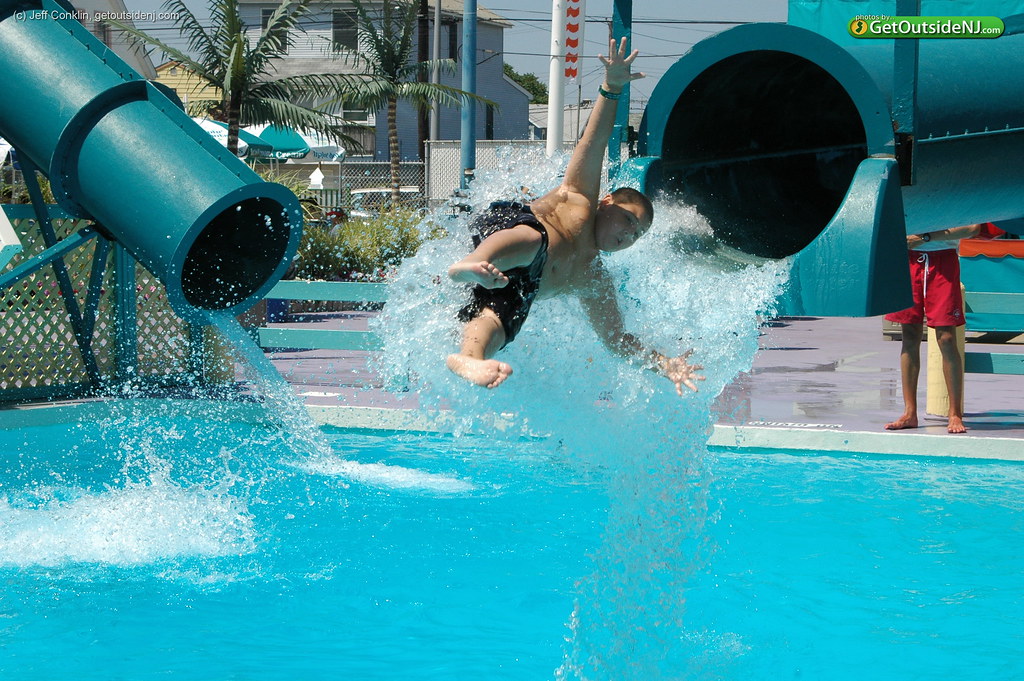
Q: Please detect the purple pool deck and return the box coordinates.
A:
[264,312,1024,460]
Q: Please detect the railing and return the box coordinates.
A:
[256,280,1024,376]
[256,280,385,351]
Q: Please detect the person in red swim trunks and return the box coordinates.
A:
[884,223,982,434]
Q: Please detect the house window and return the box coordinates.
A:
[485,105,494,140]
[261,8,288,54]
[332,9,357,50]
[341,104,368,122]
[447,20,459,60]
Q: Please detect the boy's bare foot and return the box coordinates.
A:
[884,414,918,430]
[448,260,510,289]
[446,354,513,389]
[947,415,967,434]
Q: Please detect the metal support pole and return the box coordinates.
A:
[546,0,567,156]
[609,0,633,169]
[430,0,441,141]
[606,0,630,173]
[114,242,138,381]
[19,156,102,383]
[460,0,477,190]
[893,0,920,186]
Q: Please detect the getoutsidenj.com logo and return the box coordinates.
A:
[848,16,1005,38]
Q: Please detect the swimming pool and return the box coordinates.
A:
[1,402,1021,680]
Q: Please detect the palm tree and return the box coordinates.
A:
[111,0,369,154]
[338,0,494,202]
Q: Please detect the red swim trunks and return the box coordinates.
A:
[885,248,965,327]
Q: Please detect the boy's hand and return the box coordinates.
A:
[599,37,645,93]
[657,350,705,396]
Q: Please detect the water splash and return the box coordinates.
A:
[0,477,255,567]
[0,404,264,568]
[373,147,789,679]
[209,312,476,493]
[291,455,476,494]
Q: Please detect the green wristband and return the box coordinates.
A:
[598,86,622,100]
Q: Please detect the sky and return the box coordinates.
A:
[122,0,789,105]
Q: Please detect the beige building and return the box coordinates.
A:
[153,61,223,111]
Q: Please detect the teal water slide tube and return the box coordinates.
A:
[617,0,1024,316]
[0,0,302,320]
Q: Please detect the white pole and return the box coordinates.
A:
[430,0,441,141]
[546,0,566,157]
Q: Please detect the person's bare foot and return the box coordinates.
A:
[448,260,509,289]
[947,415,967,434]
[884,414,918,430]
[446,354,513,388]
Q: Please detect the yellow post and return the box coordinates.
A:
[925,284,966,416]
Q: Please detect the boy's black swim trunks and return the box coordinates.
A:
[456,201,549,347]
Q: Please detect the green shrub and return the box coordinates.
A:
[294,207,443,281]
[1,171,55,204]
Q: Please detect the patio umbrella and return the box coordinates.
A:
[244,125,346,162]
[191,118,274,159]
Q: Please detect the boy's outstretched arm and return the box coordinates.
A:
[577,262,705,395]
[560,37,645,201]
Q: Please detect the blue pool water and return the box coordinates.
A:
[3,149,1021,679]
[1,407,1022,680]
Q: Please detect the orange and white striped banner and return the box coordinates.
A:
[564,0,586,81]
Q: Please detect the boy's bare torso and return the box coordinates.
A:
[528,189,599,299]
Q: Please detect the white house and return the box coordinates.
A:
[72,0,157,78]
[237,0,531,161]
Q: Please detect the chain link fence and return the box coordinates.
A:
[300,160,425,212]
[425,140,546,204]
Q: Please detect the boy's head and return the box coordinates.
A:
[594,187,655,252]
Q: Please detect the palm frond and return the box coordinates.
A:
[222,36,246,99]
[208,0,246,76]
[184,99,222,118]
[326,79,400,113]
[107,20,217,83]
[242,98,366,152]
[160,0,220,69]
[252,0,313,60]
[346,0,388,71]
[250,72,379,103]
[398,81,497,111]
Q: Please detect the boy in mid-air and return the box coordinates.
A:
[446,38,704,396]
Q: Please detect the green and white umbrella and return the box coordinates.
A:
[191,118,274,159]
[244,125,346,162]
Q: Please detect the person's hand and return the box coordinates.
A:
[599,37,645,93]
[657,350,705,396]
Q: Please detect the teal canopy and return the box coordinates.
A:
[245,125,311,160]
[244,125,346,162]
[191,118,274,158]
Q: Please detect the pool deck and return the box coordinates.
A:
[264,312,1024,461]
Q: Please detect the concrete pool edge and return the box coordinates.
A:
[2,401,1021,462]
[706,424,1024,462]
[310,406,1024,462]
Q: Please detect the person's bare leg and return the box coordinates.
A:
[934,325,967,433]
[446,308,513,388]
[448,224,543,289]
[885,323,923,430]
